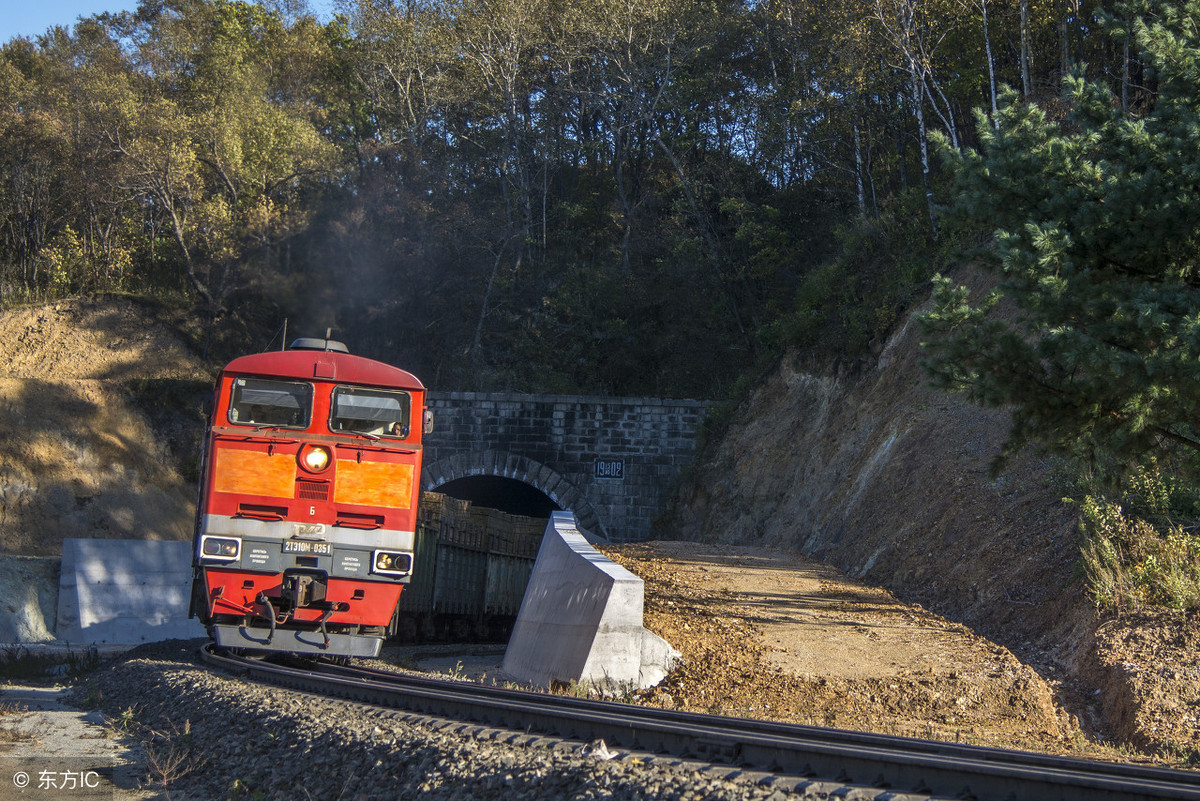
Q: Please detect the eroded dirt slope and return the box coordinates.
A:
[664,268,1199,758]
[0,298,208,556]
[669,317,1083,654]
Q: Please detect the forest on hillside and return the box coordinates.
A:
[0,0,1154,397]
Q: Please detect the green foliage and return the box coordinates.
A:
[1078,467,1200,613]
[768,189,947,358]
[0,0,340,316]
[921,0,1200,485]
[0,0,1169,398]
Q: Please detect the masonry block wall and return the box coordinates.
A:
[421,392,710,542]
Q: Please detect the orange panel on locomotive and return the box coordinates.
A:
[189,338,430,658]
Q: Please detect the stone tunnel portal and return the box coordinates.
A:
[422,391,709,540]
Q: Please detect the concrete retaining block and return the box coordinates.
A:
[501,512,679,690]
[55,538,204,645]
[0,556,59,643]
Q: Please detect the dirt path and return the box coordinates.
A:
[643,543,996,680]
[605,542,1087,754]
[0,683,153,800]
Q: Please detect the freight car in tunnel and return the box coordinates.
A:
[389,488,554,641]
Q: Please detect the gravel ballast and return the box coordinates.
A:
[72,640,910,801]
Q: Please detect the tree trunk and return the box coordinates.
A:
[472,244,509,360]
[981,0,999,126]
[911,76,938,240]
[1020,0,1032,98]
[1122,19,1131,112]
[854,122,867,217]
[160,190,215,312]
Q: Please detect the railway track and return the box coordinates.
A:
[201,645,1200,801]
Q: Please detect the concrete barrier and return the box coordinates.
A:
[55,538,204,646]
[502,512,679,690]
[0,556,60,644]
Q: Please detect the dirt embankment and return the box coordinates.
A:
[0,298,207,556]
[664,269,1200,758]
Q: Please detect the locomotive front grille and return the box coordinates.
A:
[296,479,330,501]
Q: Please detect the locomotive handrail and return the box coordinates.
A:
[334,516,384,530]
[235,511,286,521]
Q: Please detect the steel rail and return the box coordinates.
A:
[201,646,1200,801]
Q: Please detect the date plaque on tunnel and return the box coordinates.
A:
[595,458,625,480]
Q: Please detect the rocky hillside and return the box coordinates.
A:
[665,268,1200,758]
[0,297,207,556]
[669,269,1084,653]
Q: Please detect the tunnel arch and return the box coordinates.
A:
[420,452,605,539]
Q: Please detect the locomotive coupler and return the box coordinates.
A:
[280,571,328,610]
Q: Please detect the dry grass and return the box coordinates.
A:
[0,700,30,743]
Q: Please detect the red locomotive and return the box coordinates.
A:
[190,337,429,658]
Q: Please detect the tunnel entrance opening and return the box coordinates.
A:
[434,475,559,519]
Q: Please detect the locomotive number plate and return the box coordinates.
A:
[283,540,332,555]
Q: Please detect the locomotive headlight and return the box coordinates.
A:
[372,550,413,576]
[299,444,332,473]
[199,536,241,561]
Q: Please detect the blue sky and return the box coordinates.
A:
[2,0,338,44]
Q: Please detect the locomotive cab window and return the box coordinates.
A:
[330,387,411,438]
[228,378,313,429]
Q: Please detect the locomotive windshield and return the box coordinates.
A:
[330,386,411,438]
[228,377,313,429]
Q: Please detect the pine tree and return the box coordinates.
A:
[920,0,1200,485]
